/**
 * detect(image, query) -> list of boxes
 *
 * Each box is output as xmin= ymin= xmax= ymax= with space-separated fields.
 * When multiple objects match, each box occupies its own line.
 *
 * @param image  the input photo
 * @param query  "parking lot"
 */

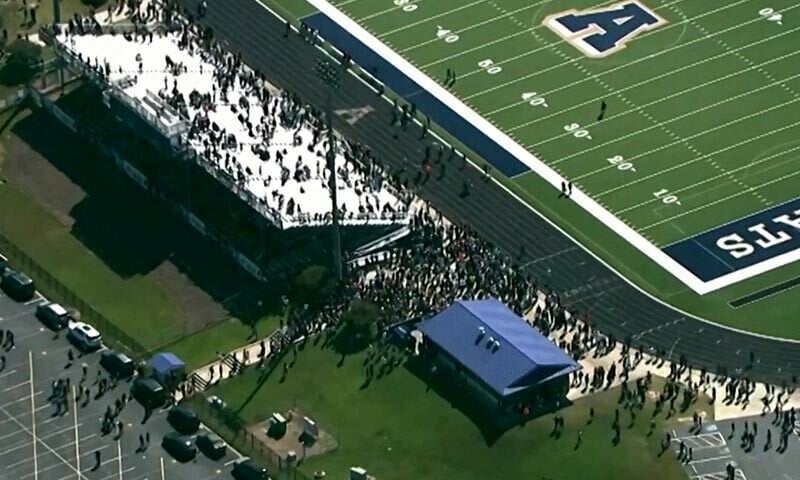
xmin=0 ymin=287 xmax=243 ymax=480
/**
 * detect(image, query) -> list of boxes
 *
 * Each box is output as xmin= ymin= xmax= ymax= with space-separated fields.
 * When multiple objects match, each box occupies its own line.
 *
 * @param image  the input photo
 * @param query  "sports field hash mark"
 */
xmin=324 ymin=0 xmax=800 ymax=290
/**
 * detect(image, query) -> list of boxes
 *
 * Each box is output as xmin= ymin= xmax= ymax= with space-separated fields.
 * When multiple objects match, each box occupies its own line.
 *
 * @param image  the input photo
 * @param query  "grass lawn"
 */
xmin=166 ymin=314 xmax=283 ymax=370
xmin=258 ymin=0 xmax=800 ymax=340
xmin=205 ymin=341 xmax=702 ymax=480
xmin=0 ymin=181 xmax=184 ymax=349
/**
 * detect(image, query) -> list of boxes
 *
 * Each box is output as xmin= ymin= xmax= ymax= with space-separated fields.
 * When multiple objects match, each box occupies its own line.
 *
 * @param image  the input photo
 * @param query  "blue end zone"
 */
xmin=303 ymin=12 xmax=532 ymax=178
xmin=663 ymin=197 xmax=800 ymax=282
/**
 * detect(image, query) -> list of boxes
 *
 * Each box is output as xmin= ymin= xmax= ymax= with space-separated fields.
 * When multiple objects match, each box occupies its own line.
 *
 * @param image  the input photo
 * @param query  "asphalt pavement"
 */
xmin=0 ymin=287 xmax=243 ymax=480
xmin=174 ymin=0 xmax=800 ymax=383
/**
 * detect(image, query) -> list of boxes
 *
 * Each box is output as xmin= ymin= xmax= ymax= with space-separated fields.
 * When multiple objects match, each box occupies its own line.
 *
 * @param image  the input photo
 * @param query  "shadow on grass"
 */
xmin=9 ymin=109 xmax=281 ymax=331
xmin=404 ymin=354 xmax=572 ymax=446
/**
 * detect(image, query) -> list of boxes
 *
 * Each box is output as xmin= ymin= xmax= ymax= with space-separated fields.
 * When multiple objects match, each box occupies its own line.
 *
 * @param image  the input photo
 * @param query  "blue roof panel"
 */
xmin=419 ymin=299 xmax=579 ymax=397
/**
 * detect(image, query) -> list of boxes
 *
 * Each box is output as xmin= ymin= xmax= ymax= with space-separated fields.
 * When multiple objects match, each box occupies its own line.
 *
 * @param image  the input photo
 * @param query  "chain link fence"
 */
xmin=0 ymin=230 xmax=149 ymax=359
xmin=188 ymin=393 xmax=313 ymax=480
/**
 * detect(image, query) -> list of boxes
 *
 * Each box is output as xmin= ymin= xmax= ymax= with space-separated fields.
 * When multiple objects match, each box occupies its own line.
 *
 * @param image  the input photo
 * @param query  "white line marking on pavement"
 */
xmin=30 ymin=350 xmax=38 ymax=480
xmin=73 ymin=384 xmax=81 ymax=479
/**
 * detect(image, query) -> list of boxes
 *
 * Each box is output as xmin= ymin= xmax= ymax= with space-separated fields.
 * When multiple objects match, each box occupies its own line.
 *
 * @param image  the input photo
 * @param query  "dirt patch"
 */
xmin=150 ymin=261 xmax=229 ymax=332
xmin=247 ymin=407 xmax=338 ymax=464
xmin=1 ymin=111 xmax=260 ymax=336
xmin=3 ymin=135 xmax=86 ymax=227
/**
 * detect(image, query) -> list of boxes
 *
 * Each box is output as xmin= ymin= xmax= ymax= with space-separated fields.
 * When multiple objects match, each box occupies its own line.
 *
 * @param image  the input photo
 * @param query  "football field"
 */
xmin=301 ymin=0 xmax=800 ymax=295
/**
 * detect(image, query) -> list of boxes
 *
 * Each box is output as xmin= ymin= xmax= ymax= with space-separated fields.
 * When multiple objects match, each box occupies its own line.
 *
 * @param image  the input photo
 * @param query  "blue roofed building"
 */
xmin=418 ymin=298 xmax=580 ymax=408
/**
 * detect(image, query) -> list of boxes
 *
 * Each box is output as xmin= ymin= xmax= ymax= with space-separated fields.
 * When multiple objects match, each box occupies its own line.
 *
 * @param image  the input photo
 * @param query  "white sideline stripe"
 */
xmin=378 ymin=0 xmax=487 ymax=38
xmin=305 ymin=0 xmax=739 ymax=295
xmin=408 ymin=0 xmax=555 ymax=57
xmin=464 ymin=0 xmax=793 ymax=101
xmin=642 ymin=170 xmax=800 ymax=231
xmin=356 ymin=0 xmax=424 ymax=23
xmin=575 ymin=112 xmax=800 ymax=189
xmin=615 ymin=144 xmax=800 ymax=215
xmin=265 ymin=0 xmax=800 ymax=341
xmin=504 ymin=38 xmax=800 ymax=134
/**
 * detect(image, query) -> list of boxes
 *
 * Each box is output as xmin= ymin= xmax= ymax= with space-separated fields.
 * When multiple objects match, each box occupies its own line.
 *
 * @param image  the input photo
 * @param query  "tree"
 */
xmin=289 ymin=264 xmax=335 ymax=309
xmin=342 ymin=300 xmax=381 ymax=341
xmin=0 ymin=39 xmax=43 ymax=86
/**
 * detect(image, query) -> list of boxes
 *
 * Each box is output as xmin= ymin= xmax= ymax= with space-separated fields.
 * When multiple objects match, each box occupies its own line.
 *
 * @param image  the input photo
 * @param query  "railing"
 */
xmin=0 ymin=231 xmax=149 ymax=359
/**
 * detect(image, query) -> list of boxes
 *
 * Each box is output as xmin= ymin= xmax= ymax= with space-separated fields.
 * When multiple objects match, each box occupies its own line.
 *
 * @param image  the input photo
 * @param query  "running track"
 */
xmin=176 ymin=0 xmax=800 ymax=382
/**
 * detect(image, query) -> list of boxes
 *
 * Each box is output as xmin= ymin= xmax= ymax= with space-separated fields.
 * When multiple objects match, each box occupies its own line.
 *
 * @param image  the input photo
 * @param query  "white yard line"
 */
xmin=464 ymin=1 xmax=798 ymax=101
xmin=531 ymin=62 xmax=800 ymax=157
xmin=505 ymin=44 xmax=800 ymax=134
xmin=306 ymin=0 xmax=800 ymax=294
xmin=592 ymin=116 xmax=800 ymax=193
xmin=562 ymin=92 xmax=800 ymax=172
xmin=416 ymin=0 xmax=689 ymax=64
xmin=662 ymin=0 xmax=800 ymax=102
xmin=356 ymin=0 xmax=424 ymax=23
xmin=117 ymin=441 xmax=123 ymax=480
xmin=614 ymin=144 xmax=800 ymax=215
xmin=641 ymin=169 xmax=800 ymax=231
xmin=378 ymin=0 xmax=487 ymax=38
xmin=408 ymin=0 xmax=554 ymax=57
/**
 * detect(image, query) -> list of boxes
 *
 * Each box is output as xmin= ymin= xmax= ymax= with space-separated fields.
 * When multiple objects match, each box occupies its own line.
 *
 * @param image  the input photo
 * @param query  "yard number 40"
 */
xmin=393 ymin=0 xmax=418 ymax=12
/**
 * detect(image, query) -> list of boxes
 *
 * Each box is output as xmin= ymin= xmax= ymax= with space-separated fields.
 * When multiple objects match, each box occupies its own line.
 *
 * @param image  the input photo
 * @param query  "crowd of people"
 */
xmin=57 ymin=6 xmax=410 ymax=229
xmin=43 ymin=3 xmax=800 ymax=478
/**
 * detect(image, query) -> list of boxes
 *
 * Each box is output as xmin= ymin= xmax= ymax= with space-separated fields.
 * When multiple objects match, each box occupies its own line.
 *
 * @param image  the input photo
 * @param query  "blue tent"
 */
xmin=149 ymin=352 xmax=185 ymax=380
xmin=419 ymin=299 xmax=580 ymax=398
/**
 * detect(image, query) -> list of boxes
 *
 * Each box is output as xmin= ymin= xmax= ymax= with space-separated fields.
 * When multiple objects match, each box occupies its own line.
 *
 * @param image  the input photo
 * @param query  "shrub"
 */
xmin=0 ymin=39 xmax=43 ymax=86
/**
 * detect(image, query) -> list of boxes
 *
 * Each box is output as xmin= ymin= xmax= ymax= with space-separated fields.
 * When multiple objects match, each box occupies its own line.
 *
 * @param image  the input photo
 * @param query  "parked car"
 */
xmin=132 ymin=377 xmax=166 ymax=410
xmin=99 ymin=350 xmax=135 ymax=379
xmin=67 ymin=322 xmax=102 ymax=351
xmin=0 ymin=253 xmax=7 ymax=275
xmin=168 ymin=405 xmax=200 ymax=434
xmin=161 ymin=432 xmax=197 ymax=462
xmin=232 ymin=458 xmax=269 ymax=480
xmin=1 ymin=269 xmax=35 ymax=301
xmin=197 ymin=432 xmax=227 ymax=460
xmin=36 ymin=302 xmax=71 ymax=330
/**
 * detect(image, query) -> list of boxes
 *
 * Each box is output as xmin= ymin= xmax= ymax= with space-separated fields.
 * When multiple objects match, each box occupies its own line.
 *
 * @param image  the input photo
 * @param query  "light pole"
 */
xmin=315 ymin=58 xmax=343 ymax=281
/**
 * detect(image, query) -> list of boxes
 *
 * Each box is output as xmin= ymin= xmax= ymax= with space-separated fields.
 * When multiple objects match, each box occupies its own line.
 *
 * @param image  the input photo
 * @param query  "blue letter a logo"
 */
xmin=543 ymin=1 xmax=667 ymax=58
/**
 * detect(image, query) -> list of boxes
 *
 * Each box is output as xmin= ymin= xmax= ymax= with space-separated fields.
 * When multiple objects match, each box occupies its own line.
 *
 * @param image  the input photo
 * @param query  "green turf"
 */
xmin=0 ymin=182 xmax=184 ymax=348
xmin=262 ymin=0 xmax=800 ymax=338
xmin=165 ymin=314 xmax=283 ymax=370
xmin=206 ymin=341 xmax=704 ymax=480
xmin=0 ymin=107 xmax=185 ymax=349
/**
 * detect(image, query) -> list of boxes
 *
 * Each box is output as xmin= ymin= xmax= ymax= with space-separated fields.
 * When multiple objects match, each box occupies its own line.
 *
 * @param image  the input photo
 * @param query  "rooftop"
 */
xmin=419 ymin=299 xmax=580 ymax=397
xmin=51 ymin=27 xmax=410 ymax=229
